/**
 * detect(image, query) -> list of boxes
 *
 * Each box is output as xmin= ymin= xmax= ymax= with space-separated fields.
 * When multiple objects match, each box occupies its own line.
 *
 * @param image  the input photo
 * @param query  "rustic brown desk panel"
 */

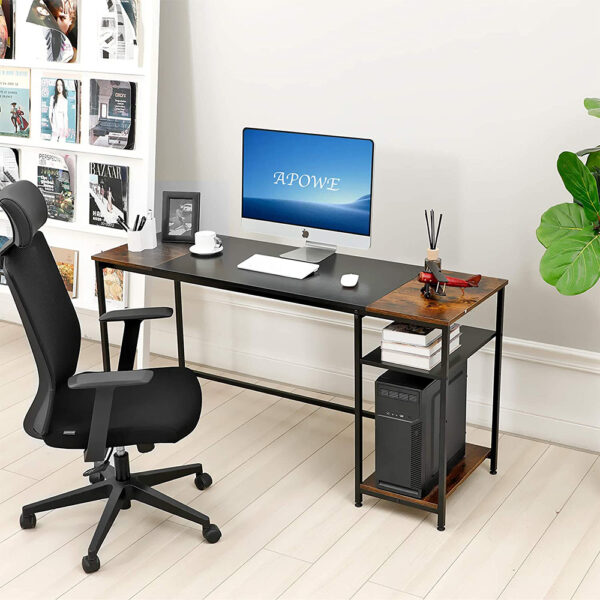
xmin=92 ymin=241 xmax=191 ymax=271
xmin=366 ymin=272 xmax=508 ymax=327
xmin=360 ymin=443 xmax=491 ymax=509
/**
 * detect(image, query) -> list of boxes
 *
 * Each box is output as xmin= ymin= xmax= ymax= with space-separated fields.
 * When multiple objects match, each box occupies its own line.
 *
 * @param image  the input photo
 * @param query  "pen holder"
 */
xmin=141 ymin=218 xmax=157 ymax=250
xmin=127 ymin=230 xmax=145 ymax=253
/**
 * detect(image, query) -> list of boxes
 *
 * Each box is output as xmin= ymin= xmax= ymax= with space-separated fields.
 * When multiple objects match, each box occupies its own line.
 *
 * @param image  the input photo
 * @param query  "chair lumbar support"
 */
xmin=19 ymin=451 xmax=221 ymax=574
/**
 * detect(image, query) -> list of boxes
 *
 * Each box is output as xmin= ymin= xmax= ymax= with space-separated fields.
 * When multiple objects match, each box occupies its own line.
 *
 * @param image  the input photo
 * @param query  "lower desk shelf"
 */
xmin=360 ymin=443 xmax=491 ymax=510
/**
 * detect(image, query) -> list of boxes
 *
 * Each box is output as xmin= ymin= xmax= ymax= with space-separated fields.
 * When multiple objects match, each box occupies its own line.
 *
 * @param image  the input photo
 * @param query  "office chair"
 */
xmin=0 ymin=181 xmax=221 ymax=573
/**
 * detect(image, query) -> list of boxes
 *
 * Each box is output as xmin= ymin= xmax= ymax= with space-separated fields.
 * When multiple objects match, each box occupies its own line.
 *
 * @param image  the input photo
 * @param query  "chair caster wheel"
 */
xmin=194 ymin=472 xmax=213 ymax=490
xmin=82 ymin=553 xmax=101 ymax=573
xmin=19 ymin=512 xmax=36 ymax=529
xmin=203 ymin=524 xmax=221 ymax=544
xmin=89 ymin=472 xmax=104 ymax=484
xmin=121 ymin=499 xmax=131 ymax=510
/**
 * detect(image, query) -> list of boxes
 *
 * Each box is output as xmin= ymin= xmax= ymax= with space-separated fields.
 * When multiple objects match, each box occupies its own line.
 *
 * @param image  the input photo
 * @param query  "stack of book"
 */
xmin=381 ymin=322 xmax=461 ymax=370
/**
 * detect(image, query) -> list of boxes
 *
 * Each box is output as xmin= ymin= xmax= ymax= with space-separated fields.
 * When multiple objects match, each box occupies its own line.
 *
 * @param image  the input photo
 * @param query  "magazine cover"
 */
xmin=0 ymin=207 xmax=11 ymax=257
xmin=0 ymin=147 xmax=18 ymax=189
xmin=95 ymin=267 xmax=127 ymax=307
xmin=89 ymin=79 xmax=136 ymax=149
xmin=98 ymin=0 xmax=138 ymax=62
xmin=50 ymin=246 xmax=78 ymax=298
xmin=40 ymin=76 xmax=79 ymax=143
xmin=0 ymin=67 xmax=30 ymax=138
xmin=38 ymin=152 xmax=75 ymax=222
xmin=89 ymin=162 xmax=128 ymax=229
xmin=26 ymin=0 xmax=78 ymax=63
xmin=0 ymin=1 xmax=14 ymax=59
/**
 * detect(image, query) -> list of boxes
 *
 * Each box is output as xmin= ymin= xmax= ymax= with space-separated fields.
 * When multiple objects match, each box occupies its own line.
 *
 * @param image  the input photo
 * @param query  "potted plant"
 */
xmin=537 ymin=99 xmax=600 ymax=295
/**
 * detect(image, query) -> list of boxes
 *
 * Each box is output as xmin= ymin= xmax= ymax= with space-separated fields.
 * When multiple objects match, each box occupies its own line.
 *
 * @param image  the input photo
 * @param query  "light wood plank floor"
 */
xmin=0 ymin=320 xmax=598 ymax=600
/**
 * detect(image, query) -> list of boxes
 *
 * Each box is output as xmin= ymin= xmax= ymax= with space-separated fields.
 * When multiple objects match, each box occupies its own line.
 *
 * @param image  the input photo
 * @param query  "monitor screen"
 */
xmin=242 ymin=128 xmax=373 ymax=237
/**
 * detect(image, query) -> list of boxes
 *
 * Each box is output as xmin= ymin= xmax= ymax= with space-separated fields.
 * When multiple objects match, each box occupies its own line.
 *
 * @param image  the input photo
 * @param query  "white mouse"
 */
xmin=341 ymin=273 xmax=359 ymax=288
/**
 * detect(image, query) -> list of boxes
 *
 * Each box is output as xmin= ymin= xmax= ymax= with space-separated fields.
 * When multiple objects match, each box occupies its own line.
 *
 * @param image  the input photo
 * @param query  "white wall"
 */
xmin=149 ymin=0 xmax=600 ymax=450
xmin=156 ymin=0 xmax=600 ymax=351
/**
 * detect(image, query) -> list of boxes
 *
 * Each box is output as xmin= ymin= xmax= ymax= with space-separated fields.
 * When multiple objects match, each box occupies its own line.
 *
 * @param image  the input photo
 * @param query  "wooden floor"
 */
xmin=0 ymin=320 xmax=599 ymax=600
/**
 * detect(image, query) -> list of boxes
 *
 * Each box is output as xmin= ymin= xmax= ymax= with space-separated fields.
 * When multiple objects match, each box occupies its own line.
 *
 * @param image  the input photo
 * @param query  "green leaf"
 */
xmin=557 ymin=151 xmax=600 ymax=222
xmin=540 ymin=230 xmax=600 ymax=295
xmin=586 ymin=151 xmax=600 ymax=172
xmin=584 ymin=98 xmax=600 ymax=117
xmin=536 ymin=203 xmax=594 ymax=248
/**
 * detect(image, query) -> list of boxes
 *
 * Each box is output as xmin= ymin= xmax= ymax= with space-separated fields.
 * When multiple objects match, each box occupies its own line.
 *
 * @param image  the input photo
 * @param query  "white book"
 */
xmin=382 ymin=321 xmax=459 ymax=346
xmin=381 ymin=330 xmax=461 ymax=357
xmin=381 ymin=337 xmax=461 ymax=370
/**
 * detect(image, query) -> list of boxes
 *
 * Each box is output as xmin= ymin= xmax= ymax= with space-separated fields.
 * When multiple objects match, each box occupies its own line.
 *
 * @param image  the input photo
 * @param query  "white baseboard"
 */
xmin=2 ymin=285 xmax=599 ymax=452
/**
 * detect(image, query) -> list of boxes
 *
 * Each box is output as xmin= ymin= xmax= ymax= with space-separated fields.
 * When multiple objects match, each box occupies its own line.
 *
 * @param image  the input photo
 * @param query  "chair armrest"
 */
xmin=99 ymin=307 xmax=173 ymax=323
xmin=68 ymin=370 xmax=153 ymax=390
xmin=68 ymin=370 xmax=154 ymax=462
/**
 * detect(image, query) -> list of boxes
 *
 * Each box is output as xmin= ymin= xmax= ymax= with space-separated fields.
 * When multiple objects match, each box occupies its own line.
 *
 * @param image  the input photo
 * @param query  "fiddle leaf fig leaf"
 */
xmin=536 ymin=203 xmax=594 ymax=248
xmin=540 ymin=230 xmax=600 ymax=295
xmin=557 ymin=151 xmax=600 ymax=223
xmin=584 ymin=98 xmax=600 ymax=117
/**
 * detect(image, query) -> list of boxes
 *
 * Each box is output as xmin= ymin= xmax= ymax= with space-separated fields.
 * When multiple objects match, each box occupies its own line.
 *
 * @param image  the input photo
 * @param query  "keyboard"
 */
xmin=237 ymin=254 xmax=319 ymax=279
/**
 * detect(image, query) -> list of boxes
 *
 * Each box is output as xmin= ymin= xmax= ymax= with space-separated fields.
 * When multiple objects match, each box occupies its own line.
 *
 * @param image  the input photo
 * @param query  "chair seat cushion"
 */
xmin=44 ymin=367 xmax=202 ymax=450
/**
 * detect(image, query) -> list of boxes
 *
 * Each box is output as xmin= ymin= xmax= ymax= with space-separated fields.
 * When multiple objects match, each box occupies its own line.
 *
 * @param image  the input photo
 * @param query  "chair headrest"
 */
xmin=0 ymin=181 xmax=47 ymax=248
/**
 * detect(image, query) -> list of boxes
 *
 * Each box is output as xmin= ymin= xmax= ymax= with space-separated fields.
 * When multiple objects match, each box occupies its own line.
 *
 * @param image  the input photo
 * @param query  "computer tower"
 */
xmin=375 ymin=365 xmax=467 ymax=499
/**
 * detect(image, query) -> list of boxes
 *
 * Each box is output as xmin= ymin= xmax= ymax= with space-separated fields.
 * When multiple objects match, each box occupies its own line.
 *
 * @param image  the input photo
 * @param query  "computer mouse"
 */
xmin=341 ymin=273 xmax=359 ymax=288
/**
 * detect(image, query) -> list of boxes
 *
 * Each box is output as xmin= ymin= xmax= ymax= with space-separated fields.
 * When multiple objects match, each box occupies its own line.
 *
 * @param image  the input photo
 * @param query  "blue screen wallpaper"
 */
xmin=242 ymin=129 xmax=373 ymax=236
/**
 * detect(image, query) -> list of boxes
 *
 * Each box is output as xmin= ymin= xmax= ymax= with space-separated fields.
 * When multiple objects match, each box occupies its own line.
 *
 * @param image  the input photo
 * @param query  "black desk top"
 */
xmin=93 ymin=235 xmax=421 ymax=314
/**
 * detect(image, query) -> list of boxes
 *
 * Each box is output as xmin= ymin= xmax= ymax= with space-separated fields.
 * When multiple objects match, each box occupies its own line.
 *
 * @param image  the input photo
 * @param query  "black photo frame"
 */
xmin=161 ymin=191 xmax=200 ymax=243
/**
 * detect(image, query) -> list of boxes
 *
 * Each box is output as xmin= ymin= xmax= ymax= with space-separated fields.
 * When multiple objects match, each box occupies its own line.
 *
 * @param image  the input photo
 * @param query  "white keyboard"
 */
xmin=237 ymin=254 xmax=319 ymax=279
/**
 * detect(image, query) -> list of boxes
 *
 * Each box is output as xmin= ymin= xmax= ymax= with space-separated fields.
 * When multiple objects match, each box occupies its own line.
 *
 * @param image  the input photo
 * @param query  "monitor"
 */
xmin=242 ymin=128 xmax=373 ymax=260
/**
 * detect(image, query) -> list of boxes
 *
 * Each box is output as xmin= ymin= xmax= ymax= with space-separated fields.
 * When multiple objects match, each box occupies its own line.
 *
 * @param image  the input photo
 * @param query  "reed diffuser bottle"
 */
xmin=425 ymin=209 xmax=442 ymax=270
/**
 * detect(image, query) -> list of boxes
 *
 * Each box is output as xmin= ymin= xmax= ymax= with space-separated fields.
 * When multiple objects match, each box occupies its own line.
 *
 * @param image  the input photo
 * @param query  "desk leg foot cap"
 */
xmin=437 ymin=526 xmax=445 ymax=532
xmin=490 ymin=469 xmax=497 ymax=475
xmin=355 ymin=502 xmax=362 ymax=508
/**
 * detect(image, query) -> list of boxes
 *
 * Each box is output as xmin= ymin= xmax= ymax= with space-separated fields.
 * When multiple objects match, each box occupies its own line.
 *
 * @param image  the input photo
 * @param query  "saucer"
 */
xmin=190 ymin=244 xmax=223 ymax=257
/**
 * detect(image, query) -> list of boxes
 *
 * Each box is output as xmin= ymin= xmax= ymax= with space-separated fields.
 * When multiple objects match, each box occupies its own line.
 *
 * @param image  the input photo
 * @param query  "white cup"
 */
xmin=194 ymin=230 xmax=221 ymax=251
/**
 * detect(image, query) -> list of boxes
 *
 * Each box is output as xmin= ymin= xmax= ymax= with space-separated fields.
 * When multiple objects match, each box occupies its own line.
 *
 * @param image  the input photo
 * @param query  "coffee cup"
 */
xmin=194 ymin=230 xmax=221 ymax=251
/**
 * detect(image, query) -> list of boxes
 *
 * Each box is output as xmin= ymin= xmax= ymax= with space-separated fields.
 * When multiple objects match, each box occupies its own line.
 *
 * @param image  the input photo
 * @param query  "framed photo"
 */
xmin=161 ymin=191 xmax=200 ymax=243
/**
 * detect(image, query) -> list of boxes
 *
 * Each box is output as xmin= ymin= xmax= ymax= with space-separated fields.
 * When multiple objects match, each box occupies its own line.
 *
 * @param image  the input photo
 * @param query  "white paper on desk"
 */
xmin=237 ymin=254 xmax=319 ymax=279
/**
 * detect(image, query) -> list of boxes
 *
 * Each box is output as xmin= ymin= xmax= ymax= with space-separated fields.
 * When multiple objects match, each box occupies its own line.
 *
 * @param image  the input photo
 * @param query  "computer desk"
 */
xmin=93 ymin=234 xmax=507 ymax=531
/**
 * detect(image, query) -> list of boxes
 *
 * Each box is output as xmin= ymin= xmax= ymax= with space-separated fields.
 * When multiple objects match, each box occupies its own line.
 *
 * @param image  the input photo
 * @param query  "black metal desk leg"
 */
xmin=490 ymin=287 xmax=505 ymax=474
xmin=354 ymin=313 xmax=363 ymax=507
xmin=174 ymin=281 xmax=186 ymax=368
xmin=95 ymin=262 xmax=111 ymax=372
xmin=437 ymin=325 xmax=450 ymax=531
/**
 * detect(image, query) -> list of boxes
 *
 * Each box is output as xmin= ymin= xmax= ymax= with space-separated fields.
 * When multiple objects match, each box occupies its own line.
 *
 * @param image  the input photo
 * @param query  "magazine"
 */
xmin=0 ymin=147 xmax=18 ymax=189
xmin=26 ymin=0 xmax=77 ymax=63
xmin=40 ymin=76 xmax=80 ymax=143
xmin=89 ymin=79 xmax=136 ymax=149
xmin=38 ymin=152 xmax=75 ymax=222
xmin=50 ymin=246 xmax=78 ymax=298
xmin=89 ymin=162 xmax=128 ymax=230
xmin=0 ymin=67 xmax=30 ymax=138
xmin=98 ymin=0 xmax=138 ymax=62
xmin=0 ymin=208 xmax=11 ymax=256
xmin=0 ymin=1 xmax=14 ymax=59
xmin=95 ymin=267 xmax=127 ymax=307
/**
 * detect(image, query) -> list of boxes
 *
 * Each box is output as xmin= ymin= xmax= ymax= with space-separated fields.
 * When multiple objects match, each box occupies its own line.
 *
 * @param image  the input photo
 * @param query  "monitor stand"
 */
xmin=280 ymin=241 xmax=336 ymax=264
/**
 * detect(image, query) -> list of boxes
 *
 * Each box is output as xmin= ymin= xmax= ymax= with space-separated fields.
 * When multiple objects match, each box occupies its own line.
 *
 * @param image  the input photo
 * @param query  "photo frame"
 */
xmin=161 ymin=191 xmax=200 ymax=243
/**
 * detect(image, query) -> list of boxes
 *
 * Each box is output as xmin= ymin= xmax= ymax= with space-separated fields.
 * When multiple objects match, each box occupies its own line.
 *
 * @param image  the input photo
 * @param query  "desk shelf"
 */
xmin=360 ymin=443 xmax=491 ymax=510
xmin=361 ymin=325 xmax=495 ymax=379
